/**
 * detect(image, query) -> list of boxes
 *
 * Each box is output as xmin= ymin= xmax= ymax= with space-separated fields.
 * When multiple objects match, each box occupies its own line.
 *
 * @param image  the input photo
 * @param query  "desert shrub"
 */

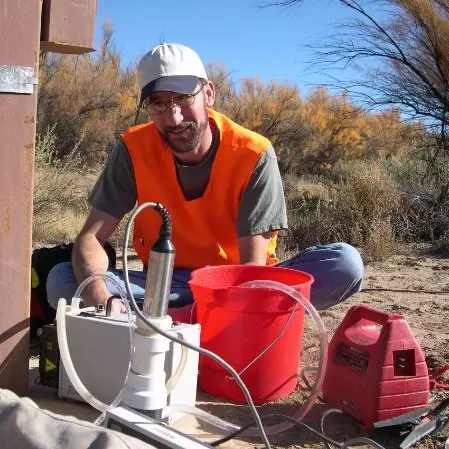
xmin=435 ymin=229 xmax=449 ymax=255
xmin=395 ymin=194 xmax=449 ymax=242
xmin=381 ymin=152 xmax=449 ymax=242
xmin=280 ymin=174 xmax=336 ymax=255
xmin=37 ymin=25 xmax=139 ymax=164
xmin=332 ymin=161 xmax=399 ymax=235
xmin=282 ymin=153 xmax=449 ymax=261
xmin=358 ymin=218 xmax=400 ymax=262
xmin=281 ymin=161 xmax=400 ymax=261
xmin=332 ymin=161 xmax=401 ymax=261
xmin=33 ymin=126 xmax=94 ymax=243
xmin=209 ymin=68 xmax=416 ymax=177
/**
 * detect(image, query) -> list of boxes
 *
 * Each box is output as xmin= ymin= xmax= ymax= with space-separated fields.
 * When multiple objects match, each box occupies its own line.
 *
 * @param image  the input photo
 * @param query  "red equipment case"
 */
xmin=323 ymin=304 xmax=429 ymax=429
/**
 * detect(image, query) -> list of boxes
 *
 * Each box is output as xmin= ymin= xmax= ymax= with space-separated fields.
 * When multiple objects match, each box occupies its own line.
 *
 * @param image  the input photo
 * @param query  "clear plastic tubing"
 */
xmin=163 ymin=279 xmax=329 ymax=437
xmin=57 ymin=272 xmax=186 ymax=414
xmin=74 ymin=273 xmax=128 ymax=303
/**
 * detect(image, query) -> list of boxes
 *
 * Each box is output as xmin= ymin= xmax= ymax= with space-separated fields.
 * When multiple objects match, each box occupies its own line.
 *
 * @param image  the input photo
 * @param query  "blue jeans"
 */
xmin=46 ymin=242 xmax=363 ymax=311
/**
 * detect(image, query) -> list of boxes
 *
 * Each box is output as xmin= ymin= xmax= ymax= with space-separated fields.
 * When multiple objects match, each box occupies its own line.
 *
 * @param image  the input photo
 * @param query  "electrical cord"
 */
xmin=210 ymin=413 xmax=387 ymax=449
xmin=341 ymin=437 xmax=386 ymax=449
xmin=321 ymin=408 xmax=345 ymax=449
xmin=210 ymin=413 xmax=339 ymax=447
xmin=122 ymin=202 xmax=272 ymax=449
xmin=320 ymin=409 xmax=386 ymax=449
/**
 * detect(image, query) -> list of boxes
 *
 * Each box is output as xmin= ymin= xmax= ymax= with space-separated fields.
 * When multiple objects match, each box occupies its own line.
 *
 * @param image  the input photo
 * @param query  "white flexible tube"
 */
xmin=163 ymin=404 xmax=237 ymax=432
xmin=74 ymin=273 xmax=127 ymax=303
xmin=163 ymin=279 xmax=328 ymax=437
xmin=166 ymin=345 xmax=188 ymax=393
xmin=56 ymin=298 xmax=109 ymax=413
xmin=243 ymin=280 xmax=328 ymax=435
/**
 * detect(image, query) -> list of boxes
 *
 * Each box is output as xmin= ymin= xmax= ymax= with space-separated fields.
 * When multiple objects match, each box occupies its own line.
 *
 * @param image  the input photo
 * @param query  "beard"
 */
xmin=161 ymin=108 xmax=209 ymax=154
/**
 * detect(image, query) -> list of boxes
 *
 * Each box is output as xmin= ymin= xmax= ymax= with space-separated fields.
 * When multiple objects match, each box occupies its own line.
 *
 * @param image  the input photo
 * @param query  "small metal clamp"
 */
xmin=0 ymin=65 xmax=38 ymax=94
xmin=374 ymin=397 xmax=449 ymax=449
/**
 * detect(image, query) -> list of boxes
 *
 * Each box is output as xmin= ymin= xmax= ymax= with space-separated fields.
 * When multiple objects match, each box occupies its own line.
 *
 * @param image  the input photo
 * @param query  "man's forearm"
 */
xmin=72 ymin=233 xmax=111 ymax=306
xmin=238 ymin=233 xmax=271 ymax=265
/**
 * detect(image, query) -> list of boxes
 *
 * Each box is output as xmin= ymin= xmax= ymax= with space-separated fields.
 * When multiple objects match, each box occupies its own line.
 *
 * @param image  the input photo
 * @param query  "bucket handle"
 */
xmin=228 ymin=301 xmax=300 ymax=379
xmin=224 ymin=281 xmax=313 ymax=380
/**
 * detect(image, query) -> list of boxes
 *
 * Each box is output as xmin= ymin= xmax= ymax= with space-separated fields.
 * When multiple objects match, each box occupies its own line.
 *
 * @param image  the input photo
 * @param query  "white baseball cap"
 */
xmin=137 ymin=43 xmax=208 ymax=105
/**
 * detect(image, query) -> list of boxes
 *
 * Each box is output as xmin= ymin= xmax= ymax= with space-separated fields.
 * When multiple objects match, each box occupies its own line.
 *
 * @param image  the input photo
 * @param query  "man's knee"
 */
xmin=337 ymin=242 xmax=364 ymax=287
xmin=46 ymin=262 xmax=76 ymax=309
xmin=314 ymin=242 xmax=364 ymax=310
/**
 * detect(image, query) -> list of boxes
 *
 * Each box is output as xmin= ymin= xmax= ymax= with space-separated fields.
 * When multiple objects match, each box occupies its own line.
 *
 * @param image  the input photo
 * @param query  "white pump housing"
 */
xmin=58 ymin=307 xmax=200 ymax=418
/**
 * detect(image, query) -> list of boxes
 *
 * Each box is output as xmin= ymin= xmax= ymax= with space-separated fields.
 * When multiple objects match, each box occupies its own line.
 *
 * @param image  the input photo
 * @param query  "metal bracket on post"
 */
xmin=0 ymin=65 xmax=38 ymax=94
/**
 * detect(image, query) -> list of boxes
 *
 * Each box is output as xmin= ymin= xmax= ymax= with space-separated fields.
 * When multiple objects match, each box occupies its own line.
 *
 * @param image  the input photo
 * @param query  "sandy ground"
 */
xmin=29 ymin=245 xmax=449 ymax=449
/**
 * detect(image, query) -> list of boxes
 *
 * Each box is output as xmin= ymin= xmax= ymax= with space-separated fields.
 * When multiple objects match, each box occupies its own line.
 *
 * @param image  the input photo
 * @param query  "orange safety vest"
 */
xmin=121 ymin=109 xmax=279 ymax=269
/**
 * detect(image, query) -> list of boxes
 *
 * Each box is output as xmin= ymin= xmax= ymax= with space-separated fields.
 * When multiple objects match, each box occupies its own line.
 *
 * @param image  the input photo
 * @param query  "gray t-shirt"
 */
xmin=89 ymin=127 xmax=287 ymax=237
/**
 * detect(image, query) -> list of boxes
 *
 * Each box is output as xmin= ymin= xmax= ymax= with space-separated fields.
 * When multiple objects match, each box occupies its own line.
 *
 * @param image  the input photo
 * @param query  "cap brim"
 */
xmin=140 ymin=75 xmax=200 ymax=105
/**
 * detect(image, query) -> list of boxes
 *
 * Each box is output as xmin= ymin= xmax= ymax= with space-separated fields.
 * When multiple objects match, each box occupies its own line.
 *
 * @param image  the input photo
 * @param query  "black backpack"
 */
xmin=30 ymin=242 xmax=116 ymax=337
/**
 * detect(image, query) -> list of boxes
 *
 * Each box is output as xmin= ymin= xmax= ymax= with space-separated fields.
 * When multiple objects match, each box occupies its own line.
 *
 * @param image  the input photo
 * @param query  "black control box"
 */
xmin=37 ymin=324 xmax=60 ymax=388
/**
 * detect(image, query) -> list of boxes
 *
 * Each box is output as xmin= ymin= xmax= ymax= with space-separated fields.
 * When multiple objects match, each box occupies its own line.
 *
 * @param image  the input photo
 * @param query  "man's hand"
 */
xmin=110 ymin=298 xmax=126 ymax=313
xmin=72 ymin=208 xmax=122 ymax=308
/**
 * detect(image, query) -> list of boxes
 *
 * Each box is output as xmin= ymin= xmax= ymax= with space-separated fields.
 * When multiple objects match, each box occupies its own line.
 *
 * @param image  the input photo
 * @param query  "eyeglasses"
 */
xmin=144 ymin=81 xmax=205 ymax=115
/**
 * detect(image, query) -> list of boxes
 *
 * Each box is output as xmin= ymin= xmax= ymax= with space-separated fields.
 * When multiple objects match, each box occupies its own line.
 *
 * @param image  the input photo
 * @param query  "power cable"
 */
xmin=210 ymin=413 xmax=386 ymax=449
xmin=122 ymin=202 xmax=272 ymax=449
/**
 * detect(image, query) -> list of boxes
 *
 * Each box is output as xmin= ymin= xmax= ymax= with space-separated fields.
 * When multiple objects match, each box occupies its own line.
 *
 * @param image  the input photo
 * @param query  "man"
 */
xmin=46 ymin=43 xmax=363 ymax=314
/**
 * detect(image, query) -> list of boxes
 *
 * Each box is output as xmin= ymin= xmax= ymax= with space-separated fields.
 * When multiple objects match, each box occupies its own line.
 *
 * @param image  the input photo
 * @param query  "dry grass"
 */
xmin=33 ymin=207 xmax=88 ymax=244
xmin=333 ymin=161 xmax=400 ymax=261
xmin=107 ymin=212 xmax=134 ymax=252
xmin=282 ymin=161 xmax=401 ymax=262
xmin=361 ymin=219 xmax=401 ymax=262
xmin=33 ymin=165 xmax=94 ymax=244
xmin=32 ymin=127 xmax=131 ymax=251
xmin=33 ymin=126 xmax=97 ymax=245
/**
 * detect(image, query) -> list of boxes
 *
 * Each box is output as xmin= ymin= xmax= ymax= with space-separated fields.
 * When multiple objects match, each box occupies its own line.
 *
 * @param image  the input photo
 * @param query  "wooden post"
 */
xmin=0 ymin=0 xmax=42 ymax=395
xmin=0 ymin=0 xmax=96 ymax=395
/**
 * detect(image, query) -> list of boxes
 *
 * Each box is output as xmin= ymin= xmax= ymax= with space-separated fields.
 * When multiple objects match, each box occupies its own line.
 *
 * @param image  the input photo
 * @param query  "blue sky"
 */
xmin=94 ymin=0 xmax=365 ymax=96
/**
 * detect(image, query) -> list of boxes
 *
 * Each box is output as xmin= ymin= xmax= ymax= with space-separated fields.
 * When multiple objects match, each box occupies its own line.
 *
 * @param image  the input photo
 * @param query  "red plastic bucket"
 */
xmin=189 ymin=265 xmax=314 ymax=404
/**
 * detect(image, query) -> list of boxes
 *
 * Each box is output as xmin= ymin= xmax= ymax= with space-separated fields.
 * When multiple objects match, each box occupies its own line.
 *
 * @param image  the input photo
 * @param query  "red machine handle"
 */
xmin=337 ymin=304 xmax=402 ymax=331
xmin=429 ymin=364 xmax=449 ymax=391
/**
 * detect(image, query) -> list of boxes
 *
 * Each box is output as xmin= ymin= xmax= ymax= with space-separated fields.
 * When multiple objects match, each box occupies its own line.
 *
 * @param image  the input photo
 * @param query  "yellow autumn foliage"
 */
xmin=37 ymin=26 xmax=417 ymax=172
